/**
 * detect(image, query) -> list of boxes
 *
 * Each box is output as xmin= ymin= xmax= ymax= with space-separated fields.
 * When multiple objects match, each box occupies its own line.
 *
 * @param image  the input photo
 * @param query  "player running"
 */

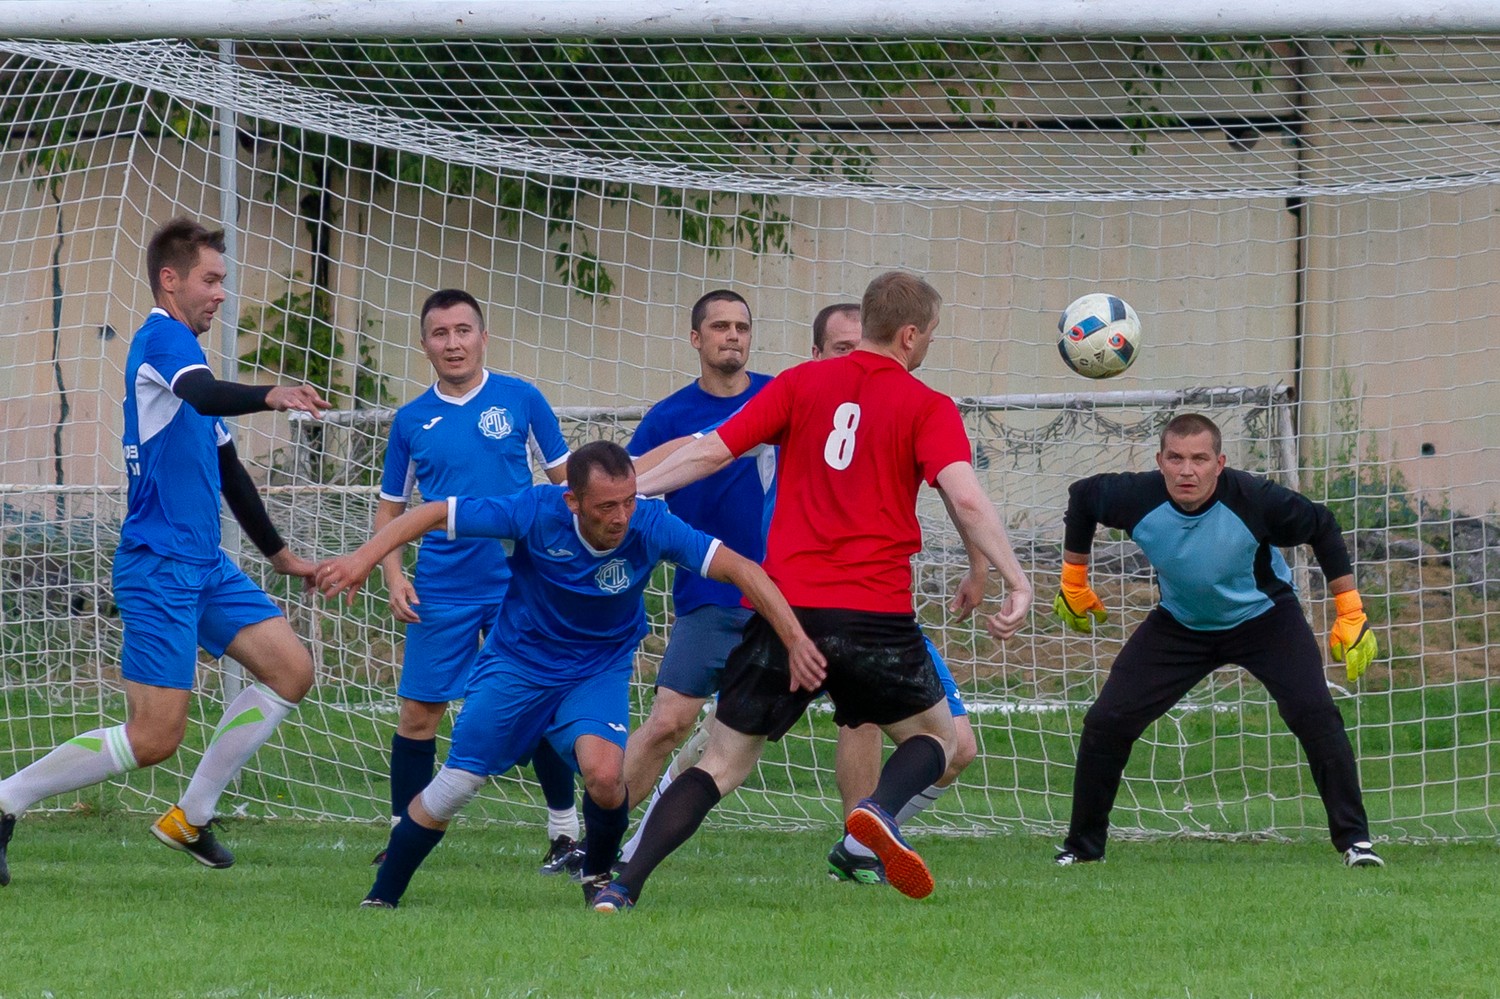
xmin=314 ymin=441 xmax=823 ymax=908
xmin=0 ymin=218 xmax=328 ymax=883
xmin=590 ymin=270 xmax=1032 ymax=912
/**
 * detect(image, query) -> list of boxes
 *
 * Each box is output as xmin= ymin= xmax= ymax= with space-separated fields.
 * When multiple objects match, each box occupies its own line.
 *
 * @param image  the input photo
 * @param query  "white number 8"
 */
xmin=823 ymin=402 xmax=861 ymax=470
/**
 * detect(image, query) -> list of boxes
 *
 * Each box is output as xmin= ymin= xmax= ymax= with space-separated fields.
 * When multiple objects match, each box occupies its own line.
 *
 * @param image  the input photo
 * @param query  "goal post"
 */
xmin=1 ymin=24 xmax=1498 ymax=844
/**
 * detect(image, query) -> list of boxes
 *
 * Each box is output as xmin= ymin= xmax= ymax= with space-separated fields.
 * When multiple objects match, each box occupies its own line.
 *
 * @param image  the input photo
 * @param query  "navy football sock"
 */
xmin=581 ymin=791 xmax=629 ymax=878
xmin=531 ymin=739 xmax=578 ymax=812
xmin=389 ymin=734 xmax=437 ymax=819
xmin=367 ymin=817 xmax=445 ymax=906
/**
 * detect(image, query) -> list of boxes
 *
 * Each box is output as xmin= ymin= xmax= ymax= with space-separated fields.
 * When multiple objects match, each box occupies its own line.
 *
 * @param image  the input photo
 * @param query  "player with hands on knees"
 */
xmin=1052 ymin=412 xmax=1383 ymax=870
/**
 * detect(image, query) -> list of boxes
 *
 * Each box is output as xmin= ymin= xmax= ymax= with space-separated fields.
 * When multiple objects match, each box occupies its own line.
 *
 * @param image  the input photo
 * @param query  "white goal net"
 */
xmin=1 ymin=29 xmax=1497 ymax=844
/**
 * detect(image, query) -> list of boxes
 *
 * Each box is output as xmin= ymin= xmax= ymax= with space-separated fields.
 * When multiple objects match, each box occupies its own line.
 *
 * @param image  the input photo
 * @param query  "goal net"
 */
xmin=1 ymin=30 xmax=1496 ymax=844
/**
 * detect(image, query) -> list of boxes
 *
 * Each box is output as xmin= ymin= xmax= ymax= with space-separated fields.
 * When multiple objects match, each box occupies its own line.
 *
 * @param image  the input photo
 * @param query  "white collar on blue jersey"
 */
xmin=432 ymin=369 xmax=491 ymax=406
xmin=572 ymin=513 xmax=621 ymax=556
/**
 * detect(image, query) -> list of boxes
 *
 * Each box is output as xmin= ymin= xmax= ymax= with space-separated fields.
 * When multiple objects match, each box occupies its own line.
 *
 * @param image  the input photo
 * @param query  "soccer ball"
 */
xmin=1057 ymin=293 xmax=1141 ymax=379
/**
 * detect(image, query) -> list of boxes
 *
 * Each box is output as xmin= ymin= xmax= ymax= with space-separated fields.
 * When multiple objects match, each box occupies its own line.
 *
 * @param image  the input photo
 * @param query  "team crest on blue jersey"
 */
xmin=477 ymin=407 xmax=513 ymax=440
xmin=594 ymin=558 xmax=631 ymax=594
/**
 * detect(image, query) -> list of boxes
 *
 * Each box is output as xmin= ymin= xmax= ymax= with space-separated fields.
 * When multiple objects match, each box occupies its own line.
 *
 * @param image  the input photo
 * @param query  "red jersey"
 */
xmin=717 ymin=350 xmax=972 ymax=613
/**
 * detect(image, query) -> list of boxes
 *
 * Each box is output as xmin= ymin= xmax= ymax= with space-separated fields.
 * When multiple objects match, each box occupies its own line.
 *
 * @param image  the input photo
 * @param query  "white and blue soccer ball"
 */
xmin=1057 ymin=293 xmax=1141 ymax=379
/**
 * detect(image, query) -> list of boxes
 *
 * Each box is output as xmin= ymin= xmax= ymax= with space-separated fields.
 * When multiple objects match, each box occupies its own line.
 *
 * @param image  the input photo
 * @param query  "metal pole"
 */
xmin=218 ymin=38 xmax=245 ymax=701
xmin=6 ymin=1 xmax=1500 ymax=39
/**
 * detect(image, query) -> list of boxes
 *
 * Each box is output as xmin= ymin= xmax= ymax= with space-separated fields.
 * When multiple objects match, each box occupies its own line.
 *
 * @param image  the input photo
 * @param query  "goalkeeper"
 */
xmin=1052 ymin=412 xmax=1382 ymax=869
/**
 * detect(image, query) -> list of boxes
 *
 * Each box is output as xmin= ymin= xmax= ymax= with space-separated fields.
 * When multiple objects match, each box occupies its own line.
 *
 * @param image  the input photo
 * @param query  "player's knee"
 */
xmin=1081 ymin=703 xmax=1145 ymax=743
xmin=1282 ymin=704 xmax=1347 ymax=742
xmin=419 ymin=766 xmax=485 ymax=822
xmin=642 ymin=705 xmax=698 ymax=749
xmin=582 ymin=767 xmax=627 ymax=810
xmin=946 ymin=722 xmax=978 ymax=779
xmin=397 ymin=699 xmax=446 ymax=740
xmin=260 ymin=646 xmax=314 ymax=704
xmin=1078 ymin=717 xmax=1137 ymax=758
xmin=127 ymin=725 xmax=184 ymax=767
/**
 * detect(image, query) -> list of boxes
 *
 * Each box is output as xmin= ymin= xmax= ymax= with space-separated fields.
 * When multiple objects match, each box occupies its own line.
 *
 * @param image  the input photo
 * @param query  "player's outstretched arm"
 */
xmin=631 ymin=434 xmax=695 ymax=477
xmin=934 ymin=462 xmax=1033 ymax=640
xmin=372 ymin=499 xmax=421 ymax=623
xmin=636 ymin=432 xmax=734 ymax=497
xmin=315 ymin=500 xmax=448 ymax=604
xmin=706 ymin=546 xmax=827 ymax=692
xmin=173 ymin=368 xmax=331 ymax=419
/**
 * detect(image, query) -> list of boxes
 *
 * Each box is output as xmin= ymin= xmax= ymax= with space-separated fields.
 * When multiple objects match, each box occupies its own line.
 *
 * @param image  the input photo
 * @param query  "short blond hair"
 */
xmin=860 ymin=271 xmax=941 ymax=346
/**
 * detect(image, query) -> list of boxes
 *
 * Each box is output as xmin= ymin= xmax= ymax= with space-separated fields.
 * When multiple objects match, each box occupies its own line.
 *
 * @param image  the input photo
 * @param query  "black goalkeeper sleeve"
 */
xmin=174 ymin=368 xmax=275 ymax=417
xmin=218 ymin=441 xmax=286 ymax=559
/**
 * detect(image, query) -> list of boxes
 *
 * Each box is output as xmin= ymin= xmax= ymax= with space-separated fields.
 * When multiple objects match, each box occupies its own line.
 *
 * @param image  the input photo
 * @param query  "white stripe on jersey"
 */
xmin=136 ymin=361 xmax=201 ymax=444
xmin=698 ymin=537 xmax=722 ymax=578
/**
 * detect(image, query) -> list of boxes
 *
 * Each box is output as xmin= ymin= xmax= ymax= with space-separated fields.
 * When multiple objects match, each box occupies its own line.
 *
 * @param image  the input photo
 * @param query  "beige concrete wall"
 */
xmin=1 ymin=39 xmax=1497 ymax=517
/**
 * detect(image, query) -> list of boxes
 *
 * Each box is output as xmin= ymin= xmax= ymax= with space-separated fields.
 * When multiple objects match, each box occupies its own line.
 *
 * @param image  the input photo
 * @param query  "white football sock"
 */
xmin=617 ymin=768 xmax=674 ymax=864
xmin=548 ymin=806 xmax=580 ymax=841
xmin=178 ymin=685 xmax=295 ymax=826
xmin=0 ymin=724 xmax=137 ymax=815
xmin=841 ymin=833 xmax=877 ymax=859
xmin=894 ymin=782 xmax=951 ymax=826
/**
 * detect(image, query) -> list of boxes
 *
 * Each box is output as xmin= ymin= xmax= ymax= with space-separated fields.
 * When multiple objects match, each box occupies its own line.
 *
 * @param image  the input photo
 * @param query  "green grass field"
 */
xmin=2 ymin=814 xmax=1499 ymax=999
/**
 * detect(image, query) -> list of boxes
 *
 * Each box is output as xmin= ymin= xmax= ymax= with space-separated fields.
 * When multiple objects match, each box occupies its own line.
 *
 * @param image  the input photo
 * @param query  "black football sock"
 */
xmin=870 ymin=734 xmax=945 ymax=818
xmin=617 ymin=766 xmax=721 ymax=900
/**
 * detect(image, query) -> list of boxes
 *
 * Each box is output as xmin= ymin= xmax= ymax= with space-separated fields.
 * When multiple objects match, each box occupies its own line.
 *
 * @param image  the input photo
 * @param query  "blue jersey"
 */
xmin=380 ymin=370 xmax=569 ymax=604
xmin=628 ymin=374 xmax=774 ymax=615
xmin=450 ymin=485 xmax=719 ymax=678
xmin=119 ymin=309 xmax=230 ymax=564
xmin=1063 ymin=468 xmax=1353 ymax=631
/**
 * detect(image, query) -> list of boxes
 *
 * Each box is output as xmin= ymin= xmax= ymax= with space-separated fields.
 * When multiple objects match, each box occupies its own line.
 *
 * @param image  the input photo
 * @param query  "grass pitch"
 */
xmin=1 ymin=814 xmax=1497 ymax=999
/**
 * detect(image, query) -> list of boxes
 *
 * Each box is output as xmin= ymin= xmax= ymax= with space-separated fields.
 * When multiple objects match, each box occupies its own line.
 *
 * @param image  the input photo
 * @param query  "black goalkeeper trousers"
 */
xmin=1063 ymin=600 xmax=1371 ymax=859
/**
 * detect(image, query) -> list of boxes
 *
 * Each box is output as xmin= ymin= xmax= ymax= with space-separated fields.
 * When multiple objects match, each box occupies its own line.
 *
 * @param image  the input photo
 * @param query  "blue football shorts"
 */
xmin=398 ymin=601 xmax=503 ymax=703
xmin=655 ymin=603 xmax=754 ymax=699
xmin=113 ymin=546 xmax=281 ymax=690
xmin=926 ymin=637 xmax=969 ymax=718
xmin=443 ymin=649 xmax=632 ymax=777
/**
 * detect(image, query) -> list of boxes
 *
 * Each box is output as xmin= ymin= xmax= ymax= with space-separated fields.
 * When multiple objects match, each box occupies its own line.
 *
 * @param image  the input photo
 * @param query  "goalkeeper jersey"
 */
xmin=1062 ymin=467 xmax=1354 ymax=631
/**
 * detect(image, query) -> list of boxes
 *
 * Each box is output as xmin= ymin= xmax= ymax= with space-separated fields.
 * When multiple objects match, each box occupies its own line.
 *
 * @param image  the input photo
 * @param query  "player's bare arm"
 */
xmin=636 ymin=431 xmax=734 ymax=496
xmin=935 ymin=461 xmax=1033 ymax=639
xmin=316 ymin=500 xmax=449 ymax=603
xmin=630 ymin=433 xmax=696 ymax=477
xmin=373 ymin=498 xmax=421 ymax=623
xmin=706 ymin=546 xmax=827 ymax=692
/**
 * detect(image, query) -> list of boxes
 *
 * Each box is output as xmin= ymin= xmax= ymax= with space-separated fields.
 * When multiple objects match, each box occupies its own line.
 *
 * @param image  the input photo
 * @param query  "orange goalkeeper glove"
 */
xmin=1053 ymin=562 xmax=1107 ymax=633
xmin=1329 ymin=589 xmax=1378 ymax=683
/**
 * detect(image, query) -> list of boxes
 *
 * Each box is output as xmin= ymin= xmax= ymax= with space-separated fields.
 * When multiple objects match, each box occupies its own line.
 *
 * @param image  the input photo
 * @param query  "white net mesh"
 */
xmin=1 ymin=34 xmax=1497 ymax=841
